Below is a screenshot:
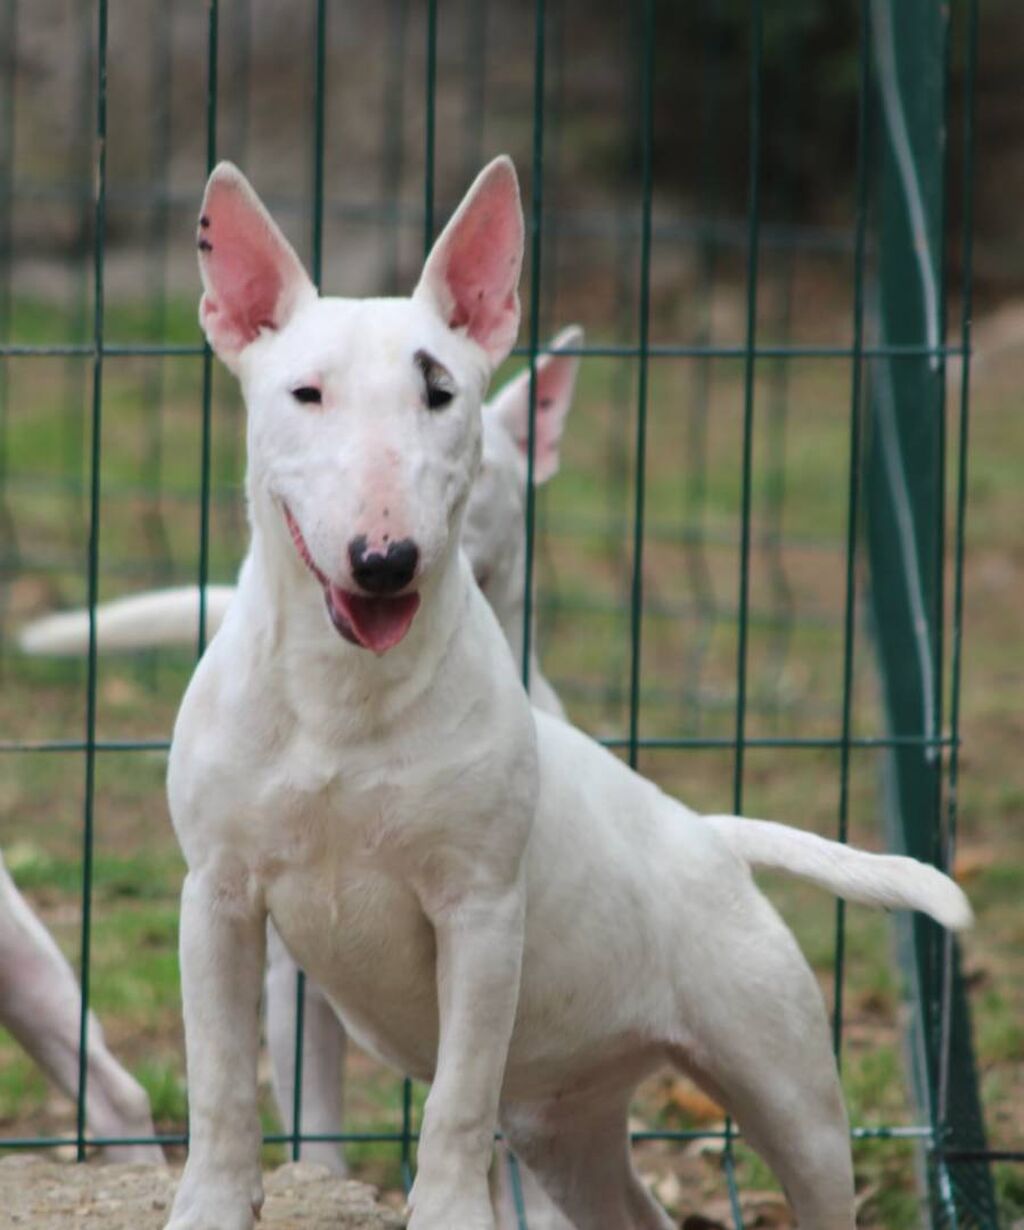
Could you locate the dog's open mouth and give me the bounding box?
[283,505,420,654]
[323,585,420,654]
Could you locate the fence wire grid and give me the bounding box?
[0,0,1012,1227]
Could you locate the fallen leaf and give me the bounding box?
[953,846,998,881]
[661,1079,726,1126]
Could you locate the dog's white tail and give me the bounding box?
[18,586,234,656]
[708,814,972,931]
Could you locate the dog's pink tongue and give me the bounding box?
[329,586,420,653]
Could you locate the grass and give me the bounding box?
[1,288,1021,1224]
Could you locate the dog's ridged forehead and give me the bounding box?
[243,294,492,401]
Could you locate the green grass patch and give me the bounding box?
[135,1058,188,1126]
[0,1047,49,1124]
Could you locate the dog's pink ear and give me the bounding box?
[196,162,315,369]
[415,156,524,366]
[486,325,582,483]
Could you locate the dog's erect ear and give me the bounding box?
[196,162,316,369]
[414,156,524,367]
[485,325,582,484]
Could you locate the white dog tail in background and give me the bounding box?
[18,586,234,655]
[708,814,973,931]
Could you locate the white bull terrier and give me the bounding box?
[160,155,970,1230]
[16,328,582,1185]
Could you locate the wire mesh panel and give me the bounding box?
[0,2,1012,1227]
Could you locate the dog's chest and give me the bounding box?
[267,857,440,1077]
[243,734,464,1076]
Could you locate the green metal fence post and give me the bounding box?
[380,0,408,297]
[865,0,994,1224]
[519,0,547,694]
[76,0,109,1162]
[397,0,440,1192]
[680,0,724,733]
[832,0,873,1069]
[197,0,218,658]
[624,0,654,772]
[288,0,329,1165]
[140,0,175,623]
[0,0,18,677]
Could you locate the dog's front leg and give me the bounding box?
[409,884,525,1230]
[166,865,266,1230]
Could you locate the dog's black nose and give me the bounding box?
[348,536,419,594]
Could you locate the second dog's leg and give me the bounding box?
[502,1091,674,1230]
[669,899,857,1230]
[165,863,266,1230]
[491,1144,578,1230]
[0,855,160,1163]
[265,922,348,1174]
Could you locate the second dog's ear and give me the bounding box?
[414,156,524,367]
[486,325,583,484]
[196,163,316,371]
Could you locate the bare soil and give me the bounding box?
[0,1157,404,1229]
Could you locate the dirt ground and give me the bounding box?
[0,1157,404,1229]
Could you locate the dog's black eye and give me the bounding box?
[414,349,455,413]
[426,385,454,410]
[292,386,322,405]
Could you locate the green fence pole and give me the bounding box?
[832,0,873,1068]
[624,0,653,772]
[601,8,638,731]
[422,0,437,252]
[679,0,723,733]
[61,0,92,578]
[75,0,108,1162]
[721,6,763,1225]
[732,0,763,815]
[380,0,407,296]
[940,0,977,1136]
[197,0,218,658]
[865,0,994,1224]
[398,0,439,1192]
[0,0,18,678]
[934,2,996,1223]
[519,0,546,695]
[460,0,488,188]
[141,0,175,616]
[224,0,254,543]
[288,0,328,1165]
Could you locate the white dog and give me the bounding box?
[17,328,582,1185]
[158,156,969,1230]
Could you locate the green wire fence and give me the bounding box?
[0,1,1009,1226]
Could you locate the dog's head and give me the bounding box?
[464,326,582,629]
[196,158,524,654]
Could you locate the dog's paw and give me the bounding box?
[165,1211,254,1230]
[164,1202,258,1230]
[165,1171,263,1230]
[406,1181,495,1230]
[407,1210,494,1230]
